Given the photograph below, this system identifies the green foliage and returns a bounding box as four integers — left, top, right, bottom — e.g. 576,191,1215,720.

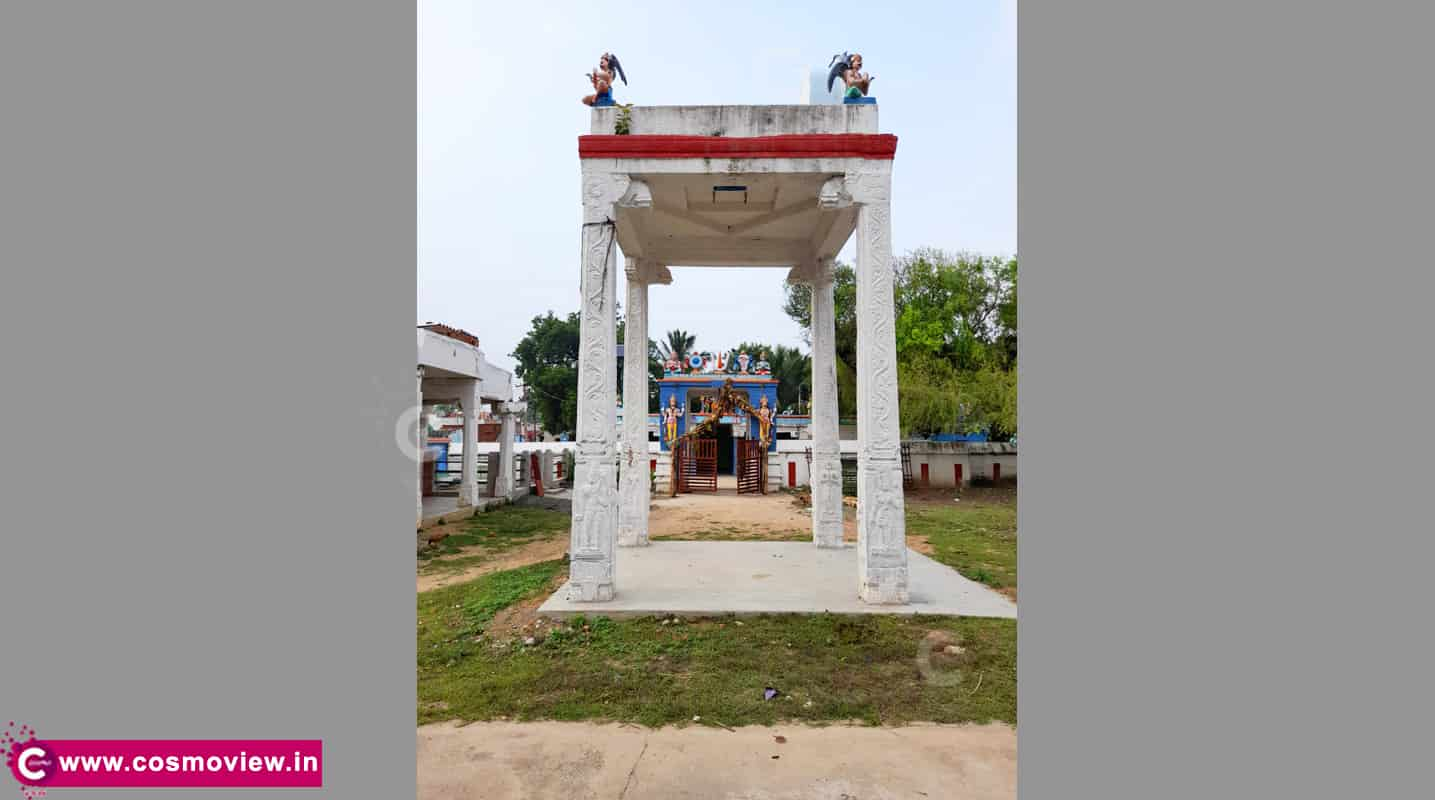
731,341,811,412
614,104,633,135
511,311,581,436
657,329,695,364
781,252,1017,437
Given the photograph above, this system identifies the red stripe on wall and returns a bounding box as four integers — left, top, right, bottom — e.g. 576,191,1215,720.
578,134,898,160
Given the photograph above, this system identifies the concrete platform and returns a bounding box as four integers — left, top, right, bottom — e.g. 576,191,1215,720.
538,541,1017,619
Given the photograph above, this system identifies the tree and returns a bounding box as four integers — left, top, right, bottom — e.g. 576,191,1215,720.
780,251,1018,438
732,341,811,412
657,329,696,364
510,311,581,436
782,263,857,367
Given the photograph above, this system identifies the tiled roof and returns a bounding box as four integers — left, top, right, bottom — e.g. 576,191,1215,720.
418,323,480,347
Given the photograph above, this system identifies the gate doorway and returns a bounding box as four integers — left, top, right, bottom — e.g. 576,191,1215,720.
715,424,734,474
737,439,767,494
676,438,718,493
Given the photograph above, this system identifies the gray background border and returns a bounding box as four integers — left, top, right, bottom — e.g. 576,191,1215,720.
1021,1,1431,796
1,2,414,798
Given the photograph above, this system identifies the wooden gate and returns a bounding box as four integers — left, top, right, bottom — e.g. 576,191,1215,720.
678,438,718,493
900,442,915,490
737,439,766,494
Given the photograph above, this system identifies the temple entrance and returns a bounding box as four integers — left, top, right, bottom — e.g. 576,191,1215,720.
715,424,734,475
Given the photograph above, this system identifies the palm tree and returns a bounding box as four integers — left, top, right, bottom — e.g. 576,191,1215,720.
766,345,811,412
657,329,696,364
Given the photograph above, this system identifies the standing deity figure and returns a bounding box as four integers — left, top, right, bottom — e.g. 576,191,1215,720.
736,351,751,374
661,395,684,445
581,52,628,107
754,350,772,375
754,394,774,446
827,52,874,99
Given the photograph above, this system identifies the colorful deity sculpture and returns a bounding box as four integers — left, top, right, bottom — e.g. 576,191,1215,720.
753,350,772,375
662,351,681,376
582,52,628,107
754,394,774,446
661,394,683,444
826,52,874,100
736,351,751,374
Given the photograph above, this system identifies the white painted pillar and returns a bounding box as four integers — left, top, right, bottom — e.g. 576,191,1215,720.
457,381,480,507
496,406,517,499
567,170,648,601
618,258,651,547
809,258,844,548
849,166,909,604
416,366,425,524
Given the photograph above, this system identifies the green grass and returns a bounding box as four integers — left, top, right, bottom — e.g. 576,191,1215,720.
418,505,569,574
905,499,1017,592
418,560,1015,728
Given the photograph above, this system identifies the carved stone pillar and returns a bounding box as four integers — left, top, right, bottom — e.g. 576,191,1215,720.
495,403,518,499
808,258,844,548
457,380,481,508
568,169,650,601
618,257,652,547
849,166,909,604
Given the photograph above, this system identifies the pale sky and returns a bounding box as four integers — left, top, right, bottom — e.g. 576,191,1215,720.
419,0,1016,374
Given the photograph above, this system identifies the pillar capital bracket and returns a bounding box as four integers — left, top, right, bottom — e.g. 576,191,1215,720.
581,172,651,223
817,176,853,210
624,256,670,285
842,164,893,205
496,401,527,415
785,256,836,287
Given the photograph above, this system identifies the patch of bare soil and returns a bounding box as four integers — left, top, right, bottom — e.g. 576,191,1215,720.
648,490,819,540
485,570,568,642
416,537,569,593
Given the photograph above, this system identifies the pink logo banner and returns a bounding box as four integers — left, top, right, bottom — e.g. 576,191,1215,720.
7,739,322,790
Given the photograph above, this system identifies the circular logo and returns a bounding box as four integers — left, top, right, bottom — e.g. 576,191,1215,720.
11,741,57,786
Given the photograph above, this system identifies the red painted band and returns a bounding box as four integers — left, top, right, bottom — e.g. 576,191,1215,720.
578,134,897,160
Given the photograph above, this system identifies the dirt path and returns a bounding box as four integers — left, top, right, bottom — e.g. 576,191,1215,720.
418,719,1015,800
416,536,569,593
